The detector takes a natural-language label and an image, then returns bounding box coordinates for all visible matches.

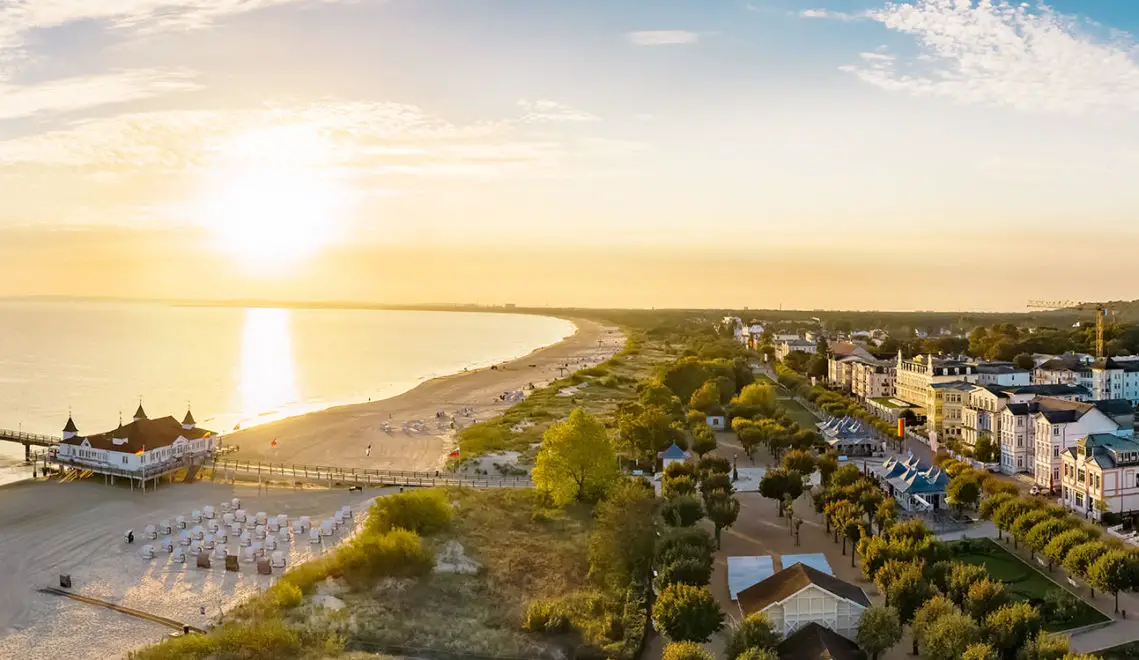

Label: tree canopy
[533,409,619,505]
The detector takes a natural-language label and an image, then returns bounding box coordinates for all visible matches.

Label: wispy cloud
[0,99,622,182]
[0,69,198,120]
[840,0,1139,114]
[799,8,863,21]
[625,30,702,46]
[518,99,600,123]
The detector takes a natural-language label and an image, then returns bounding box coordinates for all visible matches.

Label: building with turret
[54,405,216,480]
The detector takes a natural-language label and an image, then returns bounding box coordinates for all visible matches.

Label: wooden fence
[207,458,533,489]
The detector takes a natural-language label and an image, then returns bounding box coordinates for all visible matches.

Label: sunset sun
[199,125,349,269]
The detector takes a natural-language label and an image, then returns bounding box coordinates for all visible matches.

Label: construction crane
[1026,300,1112,358]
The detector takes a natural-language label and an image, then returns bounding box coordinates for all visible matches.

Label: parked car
[1030,485,1040,496]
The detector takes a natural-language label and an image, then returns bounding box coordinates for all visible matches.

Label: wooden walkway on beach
[38,587,205,633]
[0,429,59,461]
[207,458,533,489]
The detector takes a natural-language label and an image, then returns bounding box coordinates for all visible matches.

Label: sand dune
[0,480,390,660]
[223,318,624,471]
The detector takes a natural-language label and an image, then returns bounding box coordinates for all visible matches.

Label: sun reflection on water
[239,308,298,419]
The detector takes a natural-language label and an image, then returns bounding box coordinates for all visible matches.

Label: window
[122,456,128,465]
[1053,425,1060,436]
[1078,469,1086,483]
[1054,447,1060,458]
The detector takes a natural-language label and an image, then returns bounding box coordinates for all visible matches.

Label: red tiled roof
[62,416,213,453]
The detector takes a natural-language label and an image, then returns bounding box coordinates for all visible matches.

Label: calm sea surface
[0,302,574,472]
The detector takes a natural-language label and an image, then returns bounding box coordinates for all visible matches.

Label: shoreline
[222,317,625,470]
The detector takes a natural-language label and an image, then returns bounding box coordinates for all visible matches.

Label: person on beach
[366,443,372,457]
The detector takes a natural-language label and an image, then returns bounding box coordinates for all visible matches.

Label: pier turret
[134,403,148,422]
[182,408,196,430]
[62,415,78,441]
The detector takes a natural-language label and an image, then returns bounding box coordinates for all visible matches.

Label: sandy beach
[223,317,624,471]
[0,480,391,660]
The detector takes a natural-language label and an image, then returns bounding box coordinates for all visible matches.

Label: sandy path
[223,318,624,471]
[0,480,390,660]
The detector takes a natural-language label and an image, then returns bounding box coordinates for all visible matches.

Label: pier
[0,429,60,461]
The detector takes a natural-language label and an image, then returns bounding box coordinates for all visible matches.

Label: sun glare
[200,124,350,270]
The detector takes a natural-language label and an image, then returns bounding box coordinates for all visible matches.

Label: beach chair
[231,498,241,510]
[197,553,211,569]
[292,521,305,535]
[241,547,255,563]
[255,512,268,525]
[189,541,202,556]
[175,515,187,529]
[264,536,277,551]
[341,505,353,519]
[213,545,228,560]
[160,538,173,553]
[206,520,220,533]
[298,516,311,531]
[190,510,202,523]
[158,520,172,535]
[191,526,204,540]
[257,558,272,575]
[203,534,215,550]
[320,520,334,537]
[222,512,235,526]
[254,525,266,540]
[251,542,264,558]
[239,532,252,547]
[179,531,192,546]
[172,548,186,564]
[220,501,231,513]
[309,529,321,545]
[203,505,216,519]
[216,529,228,544]
[225,554,239,572]
[140,544,156,560]
[267,519,280,533]
[270,551,286,568]
[276,514,288,527]
[144,524,157,539]
[278,527,290,542]
[333,511,345,527]
[234,509,247,523]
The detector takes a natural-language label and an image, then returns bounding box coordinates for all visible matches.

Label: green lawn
[776,398,821,431]
[951,539,1109,631]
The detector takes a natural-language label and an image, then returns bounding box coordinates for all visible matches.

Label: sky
[1,0,1138,311]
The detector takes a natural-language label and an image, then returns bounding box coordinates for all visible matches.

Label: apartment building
[851,360,895,400]
[894,354,980,410]
[929,382,975,444]
[776,339,818,361]
[974,364,1031,387]
[1089,358,1139,406]
[1061,433,1139,520]
[964,384,1091,474]
[1030,399,1127,491]
[826,343,877,392]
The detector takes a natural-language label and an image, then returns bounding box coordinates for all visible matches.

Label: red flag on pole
[270,439,278,448]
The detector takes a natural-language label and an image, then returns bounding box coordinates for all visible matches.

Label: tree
[689,381,723,414]
[962,643,998,660]
[1009,509,1049,551]
[807,354,829,380]
[690,426,718,457]
[782,450,816,476]
[1042,529,1089,571]
[842,516,865,566]
[1026,519,1068,556]
[876,497,897,534]
[652,584,724,643]
[831,464,862,488]
[992,499,1032,542]
[701,473,734,499]
[1013,353,1035,370]
[881,561,932,624]
[661,495,705,527]
[661,641,714,660]
[759,468,802,517]
[983,602,1042,660]
[1087,550,1136,613]
[618,403,685,464]
[947,563,989,606]
[979,492,1015,523]
[655,557,713,590]
[734,382,777,411]
[724,612,781,659]
[965,578,1007,622]
[974,433,999,464]
[656,527,715,574]
[817,453,839,486]
[588,480,657,591]
[663,474,698,499]
[825,500,860,550]
[911,595,959,655]
[533,409,619,505]
[706,492,741,549]
[856,605,902,660]
[1017,631,1071,660]
[639,380,685,417]
[1062,541,1107,583]
[921,611,981,660]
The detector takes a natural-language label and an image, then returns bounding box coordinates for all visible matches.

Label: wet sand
[223,318,624,470]
[0,479,391,660]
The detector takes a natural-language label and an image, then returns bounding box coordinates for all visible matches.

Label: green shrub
[367,489,453,535]
[662,641,714,660]
[267,581,303,610]
[524,598,573,633]
[279,556,336,595]
[131,619,304,660]
[334,528,434,590]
